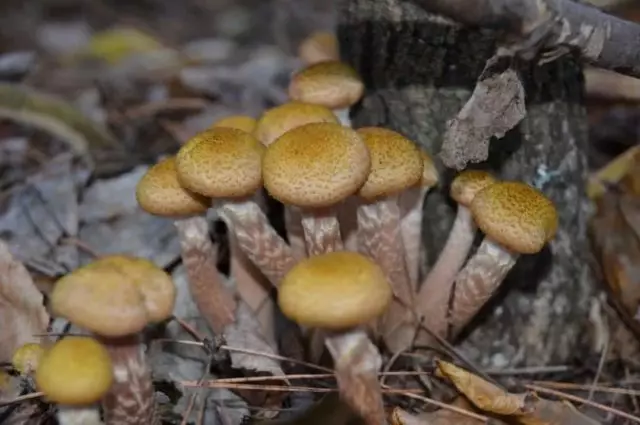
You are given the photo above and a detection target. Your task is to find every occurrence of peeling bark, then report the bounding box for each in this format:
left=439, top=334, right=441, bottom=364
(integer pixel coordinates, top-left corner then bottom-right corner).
left=338, top=0, right=596, bottom=366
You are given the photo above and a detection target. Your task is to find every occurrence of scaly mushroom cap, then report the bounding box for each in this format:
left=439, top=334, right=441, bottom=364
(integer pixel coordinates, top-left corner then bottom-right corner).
left=136, top=156, right=210, bottom=217
left=210, top=115, right=257, bottom=134
left=450, top=170, right=497, bottom=207
left=35, top=336, right=113, bottom=405
left=298, top=31, right=339, bottom=65
left=51, top=255, right=176, bottom=337
left=470, top=181, right=558, bottom=254
left=356, top=127, right=423, bottom=200
left=263, top=122, right=371, bottom=208
left=420, top=150, right=439, bottom=189
left=176, top=127, right=265, bottom=198
left=288, top=60, right=364, bottom=110
left=278, top=251, right=392, bottom=329
left=12, top=343, right=45, bottom=376
left=254, top=101, right=339, bottom=147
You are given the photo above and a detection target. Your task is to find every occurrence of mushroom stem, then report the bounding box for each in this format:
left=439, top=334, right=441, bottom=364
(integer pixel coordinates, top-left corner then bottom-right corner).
left=415, top=206, right=476, bottom=339
left=324, top=329, right=387, bottom=425
left=448, top=238, right=518, bottom=339
left=174, top=216, right=237, bottom=334
left=334, top=108, right=351, bottom=127
left=217, top=197, right=298, bottom=285
left=357, top=197, right=416, bottom=352
left=338, top=196, right=360, bottom=252
left=99, top=335, right=158, bottom=425
left=398, top=185, right=428, bottom=287
left=56, top=406, right=103, bottom=425
left=300, top=208, right=344, bottom=256
left=284, top=206, right=308, bottom=259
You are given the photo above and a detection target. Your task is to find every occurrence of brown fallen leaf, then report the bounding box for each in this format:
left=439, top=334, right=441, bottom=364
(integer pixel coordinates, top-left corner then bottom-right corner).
left=0, top=240, right=49, bottom=367
left=391, top=397, right=489, bottom=425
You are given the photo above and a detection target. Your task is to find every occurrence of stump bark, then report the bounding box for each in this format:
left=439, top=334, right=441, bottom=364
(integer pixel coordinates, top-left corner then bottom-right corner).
left=338, top=0, right=597, bottom=367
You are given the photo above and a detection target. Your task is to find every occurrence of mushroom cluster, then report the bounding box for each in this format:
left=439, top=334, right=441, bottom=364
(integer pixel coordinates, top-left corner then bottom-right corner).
left=131, top=36, right=559, bottom=425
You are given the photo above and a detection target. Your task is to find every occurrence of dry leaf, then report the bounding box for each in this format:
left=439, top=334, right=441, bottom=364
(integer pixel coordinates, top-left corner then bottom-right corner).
left=587, top=145, right=640, bottom=200
left=0, top=240, right=49, bottom=365
left=391, top=397, right=488, bottom=425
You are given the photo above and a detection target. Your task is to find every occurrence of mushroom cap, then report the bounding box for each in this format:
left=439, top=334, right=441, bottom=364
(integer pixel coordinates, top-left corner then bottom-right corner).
left=136, top=156, right=210, bottom=217
left=278, top=251, right=392, bottom=329
left=420, top=150, right=439, bottom=188
left=50, top=255, right=176, bottom=337
left=35, top=336, right=113, bottom=405
left=210, top=115, right=257, bottom=134
left=12, top=343, right=45, bottom=376
left=450, top=170, right=497, bottom=207
left=254, top=101, right=339, bottom=147
left=356, top=127, right=423, bottom=200
left=470, top=181, right=558, bottom=254
left=298, top=31, right=339, bottom=65
left=288, top=60, right=364, bottom=110
left=263, top=122, right=371, bottom=208
left=176, top=127, right=265, bottom=198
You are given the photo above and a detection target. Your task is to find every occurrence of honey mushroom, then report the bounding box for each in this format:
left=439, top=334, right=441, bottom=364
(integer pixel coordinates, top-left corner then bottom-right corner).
left=297, top=31, right=339, bottom=65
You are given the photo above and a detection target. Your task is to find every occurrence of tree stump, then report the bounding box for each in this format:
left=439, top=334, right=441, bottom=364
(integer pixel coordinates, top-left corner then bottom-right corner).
left=338, top=0, right=597, bottom=367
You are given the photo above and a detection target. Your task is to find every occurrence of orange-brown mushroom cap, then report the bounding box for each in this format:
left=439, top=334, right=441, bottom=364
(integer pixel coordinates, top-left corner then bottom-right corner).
left=136, top=156, right=210, bottom=217
left=51, top=255, right=176, bottom=337
left=254, top=101, right=339, bottom=147
left=35, top=336, right=113, bottom=405
left=262, top=122, right=371, bottom=208
left=288, top=60, right=364, bottom=110
left=210, top=115, right=257, bottom=134
left=356, top=127, right=423, bottom=200
left=176, top=127, right=265, bottom=198
left=12, top=343, right=45, bottom=376
left=470, top=181, right=558, bottom=254
left=298, top=31, right=339, bottom=65
left=450, top=170, right=497, bottom=207
left=278, top=251, right=392, bottom=329
left=419, top=150, right=439, bottom=189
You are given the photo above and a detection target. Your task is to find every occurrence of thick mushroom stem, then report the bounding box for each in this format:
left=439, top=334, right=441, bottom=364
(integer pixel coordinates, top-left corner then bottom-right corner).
left=217, top=198, right=298, bottom=285
left=56, top=406, right=103, bottom=425
left=324, top=330, right=387, bottom=425
left=284, top=206, right=307, bottom=259
left=448, top=239, right=518, bottom=338
left=339, top=196, right=361, bottom=252
left=398, top=185, right=429, bottom=287
left=415, top=206, right=475, bottom=338
left=174, top=217, right=237, bottom=334
left=100, top=335, right=158, bottom=425
left=300, top=208, right=344, bottom=255
left=357, top=197, right=415, bottom=352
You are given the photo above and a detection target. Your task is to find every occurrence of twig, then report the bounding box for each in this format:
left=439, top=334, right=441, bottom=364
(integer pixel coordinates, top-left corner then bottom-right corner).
left=532, top=380, right=640, bottom=397
left=386, top=388, right=489, bottom=422
left=526, top=384, right=640, bottom=423
left=0, top=391, right=44, bottom=406
left=413, top=0, right=640, bottom=79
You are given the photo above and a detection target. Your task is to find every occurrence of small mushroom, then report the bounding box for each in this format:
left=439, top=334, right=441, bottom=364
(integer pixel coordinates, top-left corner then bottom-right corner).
left=448, top=181, right=558, bottom=337
left=416, top=170, right=496, bottom=339
left=288, top=60, right=364, bottom=126
left=50, top=255, right=176, bottom=425
left=136, top=156, right=237, bottom=334
left=263, top=122, right=371, bottom=255
left=298, top=31, right=339, bottom=65
left=354, top=127, right=423, bottom=353
left=278, top=251, right=391, bottom=425
left=210, top=114, right=257, bottom=133
left=398, top=149, right=439, bottom=287
left=35, top=336, right=113, bottom=425
left=12, top=342, right=45, bottom=377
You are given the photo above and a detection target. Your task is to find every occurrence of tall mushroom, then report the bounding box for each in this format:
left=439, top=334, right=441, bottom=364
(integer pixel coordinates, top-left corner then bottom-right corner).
left=50, top=255, right=176, bottom=425
left=398, top=150, right=439, bottom=287
left=287, top=60, right=364, bottom=126
left=448, top=181, right=558, bottom=338
left=35, top=336, right=114, bottom=425
left=262, top=122, right=371, bottom=255
left=136, top=156, right=237, bottom=335
left=278, top=251, right=391, bottom=425
left=415, top=170, right=496, bottom=340
left=354, top=127, right=424, bottom=353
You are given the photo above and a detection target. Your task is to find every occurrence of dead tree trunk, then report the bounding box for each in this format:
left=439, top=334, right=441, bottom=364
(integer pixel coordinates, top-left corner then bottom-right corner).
left=338, top=0, right=597, bottom=367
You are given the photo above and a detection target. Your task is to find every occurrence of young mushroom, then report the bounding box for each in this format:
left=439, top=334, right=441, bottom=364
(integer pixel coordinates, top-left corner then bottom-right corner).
left=210, top=114, right=257, bottom=134
left=35, top=336, right=113, bottom=425
left=448, top=181, right=558, bottom=338
left=416, top=170, right=496, bottom=340
left=50, top=255, right=176, bottom=425
left=136, top=156, right=237, bottom=334
left=354, top=127, right=424, bottom=353
left=298, top=31, right=339, bottom=65
left=278, top=251, right=391, bottom=425
left=287, top=60, right=364, bottom=126
left=12, top=342, right=45, bottom=377
left=175, top=127, right=298, bottom=289
left=262, top=122, right=371, bottom=255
